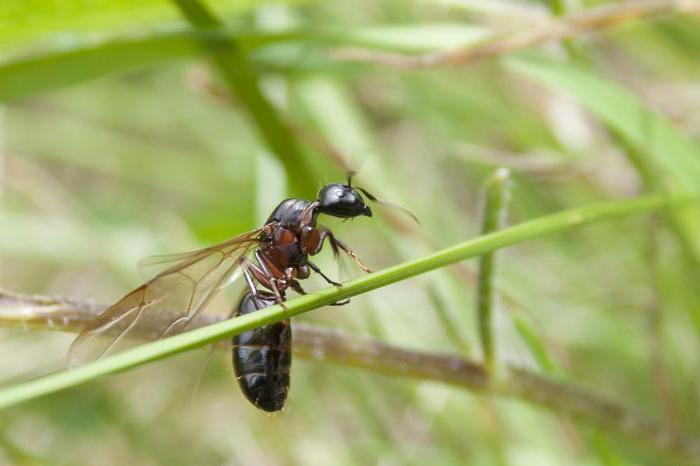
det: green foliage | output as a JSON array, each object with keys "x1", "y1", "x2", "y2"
[
  {"x1": 508, "y1": 55, "x2": 700, "y2": 190},
  {"x1": 0, "y1": 0, "x2": 310, "y2": 50},
  {"x1": 0, "y1": 30, "x2": 307, "y2": 101}
]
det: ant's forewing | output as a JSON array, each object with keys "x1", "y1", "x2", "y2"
[{"x1": 68, "y1": 229, "x2": 264, "y2": 365}]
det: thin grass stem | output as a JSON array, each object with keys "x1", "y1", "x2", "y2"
[
  {"x1": 0, "y1": 193, "x2": 690, "y2": 410},
  {"x1": 170, "y1": 0, "x2": 316, "y2": 196},
  {"x1": 477, "y1": 168, "x2": 511, "y2": 373}
]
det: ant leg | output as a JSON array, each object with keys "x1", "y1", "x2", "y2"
[
  {"x1": 242, "y1": 257, "x2": 286, "y2": 309},
  {"x1": 308, "y1": 261, "x2": 342, "y2": 287},
  {"x1": 306, "y1": 261, "x2": 349, "y2": 306},
  {"x1": 268, "y1": 278, "x2": 286, "y2": 308},
  {"x1": 330, "y1": 299, "x2": 350, "y2": 307},
  {"x1": 242, "y1": 267, "x2": 258, "y2": 296},
  {"x1": 316, "y1": 228, "x2": 341, "y2": 261},
  {"x1": 317, "y1": 227, "x2": 371, "y2": 273},
  {"x1": 284, "y1": 266, "x2": 309, "y2": 296},
  {"x1": 329, "y1": 234, "x2": 372, "y2": 273},
  {"x1": 242, "y1": 265, "x2": 264, "y2": 310},
  {"x1": 335, "y1": 239, "x2": 371, "y2": 273},
  {"x1": 254, "y1": 250, "x2": 287, "y2": 307},
  {"x1": 289, "y1": 280, "x2": 307, "y2": 296}
]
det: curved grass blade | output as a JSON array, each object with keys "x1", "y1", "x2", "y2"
[
  {"x1": 0, "y1": 192, "x2": 689, "y2": 410},
  {"x1": 507, "y1": 54, "x2": 700, "y2": 250},
  {"x1": 170, "y1": 0, "x2": 316, "y2": 197},
  {"x1": 0, "y1": 30, "x2": 307, "y2": 102}
]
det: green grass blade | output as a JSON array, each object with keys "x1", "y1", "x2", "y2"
[
  {"x1": 507, "y1": 55, "x2": 700, "y2": 191},
  {"x1": 427, "y1": 286, "x2": 470, "y2": 356},
  {"x1": 0, "y1": 30, "x2": 305, "y2": 101},
  {"x1": 513, "y1": 316, "x2": 558, "y2": 375},
  {"x1": 477, "y1": 168, "x2": 511, "y2": 373},
  {"x1": 0, "y1": 193, "x2": 689, "y2": 410},
  {"x1": 0, "y1": 0, "x2": 313, "y2": 51},
  {"x1": 170, "y1": 0, "x2": 315, "y2": 196},
  {"x1": 0, "y1": 23, "x2": 488, "y2": 102},
  {"x1": 506, "y1": 55, "x2": 700, "y2": 261}
]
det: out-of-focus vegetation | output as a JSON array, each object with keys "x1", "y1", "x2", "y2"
[{"x1": 1, "y1": 0, "x2": 700, "y2": 465}]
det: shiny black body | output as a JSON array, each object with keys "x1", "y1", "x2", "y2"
[
  {"x1": 266, "y1": 199, "x2": 312, "y2": 228},
  {"x1": 232, "y1": 180, "x2": 374, "y2": 412},
  {"x1": 317, "y1": 183, "x2": 372, "y2": 218},
  {"x1": 232, "y1": 291, "x2": 291, "y2": 412}
]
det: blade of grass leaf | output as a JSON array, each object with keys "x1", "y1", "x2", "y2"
[
  {"x1": 170, "y1": 0, "x2": 315, "y2": 196},
  {"x1": 506, "y1": 54, "x2": 700, "y2": 191},
  {"x1": 509, "y1": 241, "x2": 628, "y2": 463},
  {"x1": 513, "y1": 316, "x2": 558, "y2": 375},
  {"x1": 0, "y1": 24, "x2": 490, "y2": 102},
  {"x1": 507, "y1": 53, "x2": 700, "y2": 335},
  {"x1": 477, "y1": 168, "x2": 511, "y2": 373},
  {"x1": 0, "y1": 193, "x2": 691, "y2": 410},
  {"x1": 427, "y1": 286, "x2": 471, "y2": 356},
  {"x1": 0, "y1": 30, "x2": 307, "y2": 101}
]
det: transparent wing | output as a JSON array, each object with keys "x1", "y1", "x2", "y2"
[
  {"x1": 69, "y1": 229, "x2": 263, "y2": 364},
  {"x1": 136, "y1": 244, "x2": 235, "y2": 280}
]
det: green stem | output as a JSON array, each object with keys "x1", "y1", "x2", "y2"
[
  {"x1": 0, "y1": 193, "x2": 691, "y2": 409},
  {"x1": 477, "y1": 168, "x2": 511, "y2": 373},
  {"x1": 170, "y1": 0, "x2": 315, "y2": 197},
  {"x1": 513, "y1": 316, "x2": 558, "y2": 375},
  {"x1": 428, "y1": 286, "x2": 470, "y2": 356}
]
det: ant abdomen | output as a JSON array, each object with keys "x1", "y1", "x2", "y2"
[{"x1": 231, "y1": 291, "x2": 291, "y2": 412}]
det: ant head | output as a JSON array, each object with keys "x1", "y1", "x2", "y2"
[{"x1": 316, "y1": 175, "x2": 372, "y2": 219}]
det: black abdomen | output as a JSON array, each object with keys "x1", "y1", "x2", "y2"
[{"x1": 232, "y1": 291, "x2": 291, "y2": 412}]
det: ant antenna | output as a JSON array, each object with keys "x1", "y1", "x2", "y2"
[
  {"x1": 356, "y1": 186, "x2": 420, "y2": 225},
  {"x1": 346, "y1": 170, "x2": 356, "y2": 187}
]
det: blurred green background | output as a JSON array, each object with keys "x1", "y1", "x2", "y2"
[{"x1": 1, "y1": 0, "x2": 700, "y2": 465}]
